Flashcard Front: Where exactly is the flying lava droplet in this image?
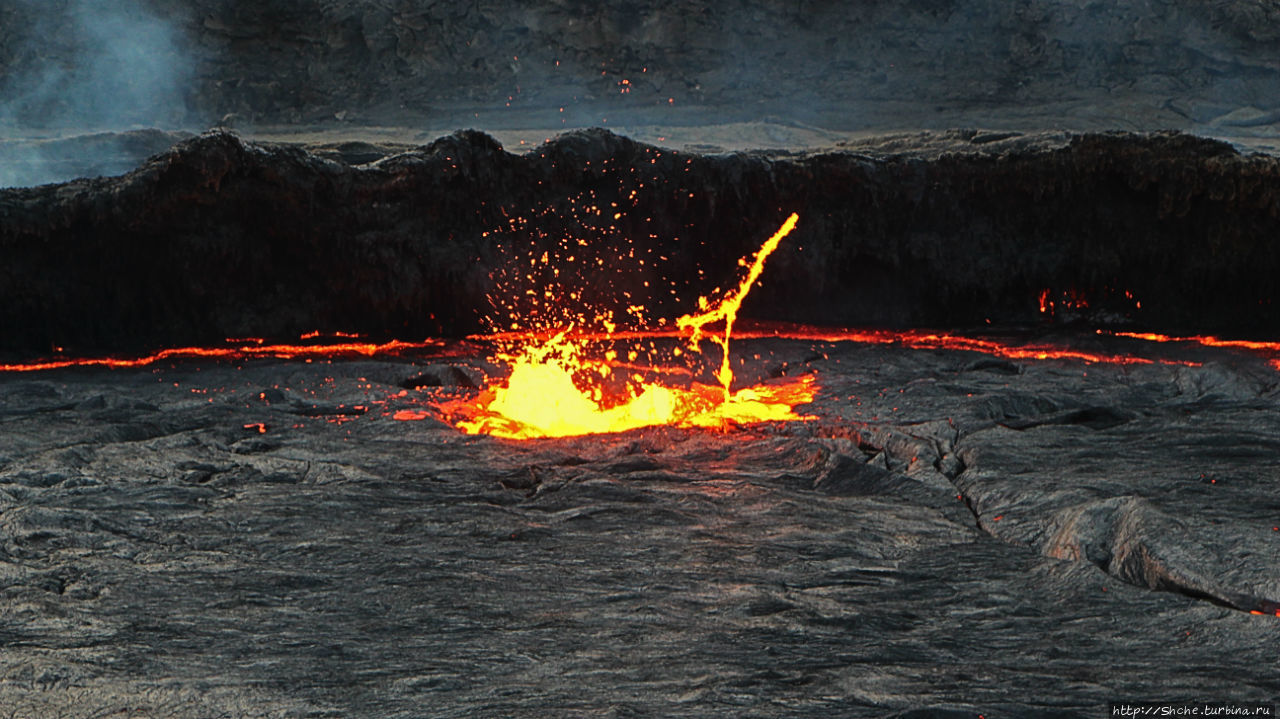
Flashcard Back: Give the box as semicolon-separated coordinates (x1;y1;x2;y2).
438;213;817;439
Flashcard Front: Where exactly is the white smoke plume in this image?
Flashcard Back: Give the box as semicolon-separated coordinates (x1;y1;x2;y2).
0;0;191;187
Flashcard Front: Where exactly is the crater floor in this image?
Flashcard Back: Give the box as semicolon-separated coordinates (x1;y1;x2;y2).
1;331;1277;717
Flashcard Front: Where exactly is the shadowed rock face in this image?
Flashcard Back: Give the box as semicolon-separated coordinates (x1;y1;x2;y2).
1;128;1279;355
0;334;1277;717
4;0;1280;130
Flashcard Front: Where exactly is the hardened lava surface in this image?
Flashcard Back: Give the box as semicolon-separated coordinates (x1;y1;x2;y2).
0;333;1277;717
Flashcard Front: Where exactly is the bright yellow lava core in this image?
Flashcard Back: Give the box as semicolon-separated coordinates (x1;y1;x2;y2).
445;213;817;439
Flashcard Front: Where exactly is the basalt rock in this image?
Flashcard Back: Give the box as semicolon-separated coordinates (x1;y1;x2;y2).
1;128;1278;354
0;332;1277;716
5;0;1280;130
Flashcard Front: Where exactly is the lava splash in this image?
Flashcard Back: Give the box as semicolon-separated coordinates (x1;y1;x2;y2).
440;213;817;439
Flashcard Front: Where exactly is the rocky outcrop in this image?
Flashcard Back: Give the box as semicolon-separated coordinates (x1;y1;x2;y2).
1;128;1277;354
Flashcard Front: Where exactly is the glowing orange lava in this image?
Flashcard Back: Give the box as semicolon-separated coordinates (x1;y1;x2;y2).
678;213;798;399
475;324;1204;367
732;325;1184;366
1108;330;1280;353
444;213;817;439
0;336;449;373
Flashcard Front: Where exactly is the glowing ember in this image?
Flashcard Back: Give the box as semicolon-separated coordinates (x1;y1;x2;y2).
444;214;817;439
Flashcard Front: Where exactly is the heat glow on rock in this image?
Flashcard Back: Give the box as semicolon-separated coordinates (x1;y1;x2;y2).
440;213;818;439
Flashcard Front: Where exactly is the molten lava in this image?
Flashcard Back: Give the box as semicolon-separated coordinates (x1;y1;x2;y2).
677;213;798;400
1108;330;1280;353
444;213;817;440
0;336;452;373
6;209;1278;444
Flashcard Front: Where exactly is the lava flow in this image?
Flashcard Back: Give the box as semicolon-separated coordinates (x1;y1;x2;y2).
0;336;453;373
440;213;818;440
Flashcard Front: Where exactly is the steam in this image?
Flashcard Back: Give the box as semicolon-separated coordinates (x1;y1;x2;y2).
0;0;191;188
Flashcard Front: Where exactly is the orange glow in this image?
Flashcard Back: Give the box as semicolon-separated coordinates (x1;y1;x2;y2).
4;325;1230;380
0;337;449;373
678;213;799;399
443;320;1229;441
1106;330;1280;371
470;323;1215;367
447;348;816;439
443;214;817;439
300;329;363;340
743;326;1165;365
486;325;1186;366
1109;330;1280;353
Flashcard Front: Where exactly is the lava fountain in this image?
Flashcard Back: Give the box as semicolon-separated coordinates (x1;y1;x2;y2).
439;213;818;439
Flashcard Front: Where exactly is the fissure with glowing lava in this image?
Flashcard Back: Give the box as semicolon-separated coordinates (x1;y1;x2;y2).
5;202;1280;441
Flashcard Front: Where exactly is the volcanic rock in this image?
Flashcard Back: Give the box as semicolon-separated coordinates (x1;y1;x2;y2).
0;333;1276;716
5;0;1280;133
2;128;1279;355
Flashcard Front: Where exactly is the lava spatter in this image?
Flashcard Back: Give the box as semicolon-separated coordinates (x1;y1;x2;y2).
677;213;799;400
441;213;817;439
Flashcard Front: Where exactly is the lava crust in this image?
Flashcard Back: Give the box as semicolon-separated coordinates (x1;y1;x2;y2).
0;333;1276;716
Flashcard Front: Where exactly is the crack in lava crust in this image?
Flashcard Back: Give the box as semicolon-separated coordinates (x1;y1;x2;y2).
0;337;455;373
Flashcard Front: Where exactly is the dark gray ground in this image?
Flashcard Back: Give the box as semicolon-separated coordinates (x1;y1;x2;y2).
1;334;1277;717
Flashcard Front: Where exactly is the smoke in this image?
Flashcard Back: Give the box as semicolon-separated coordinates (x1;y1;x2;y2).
0;0;191;187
